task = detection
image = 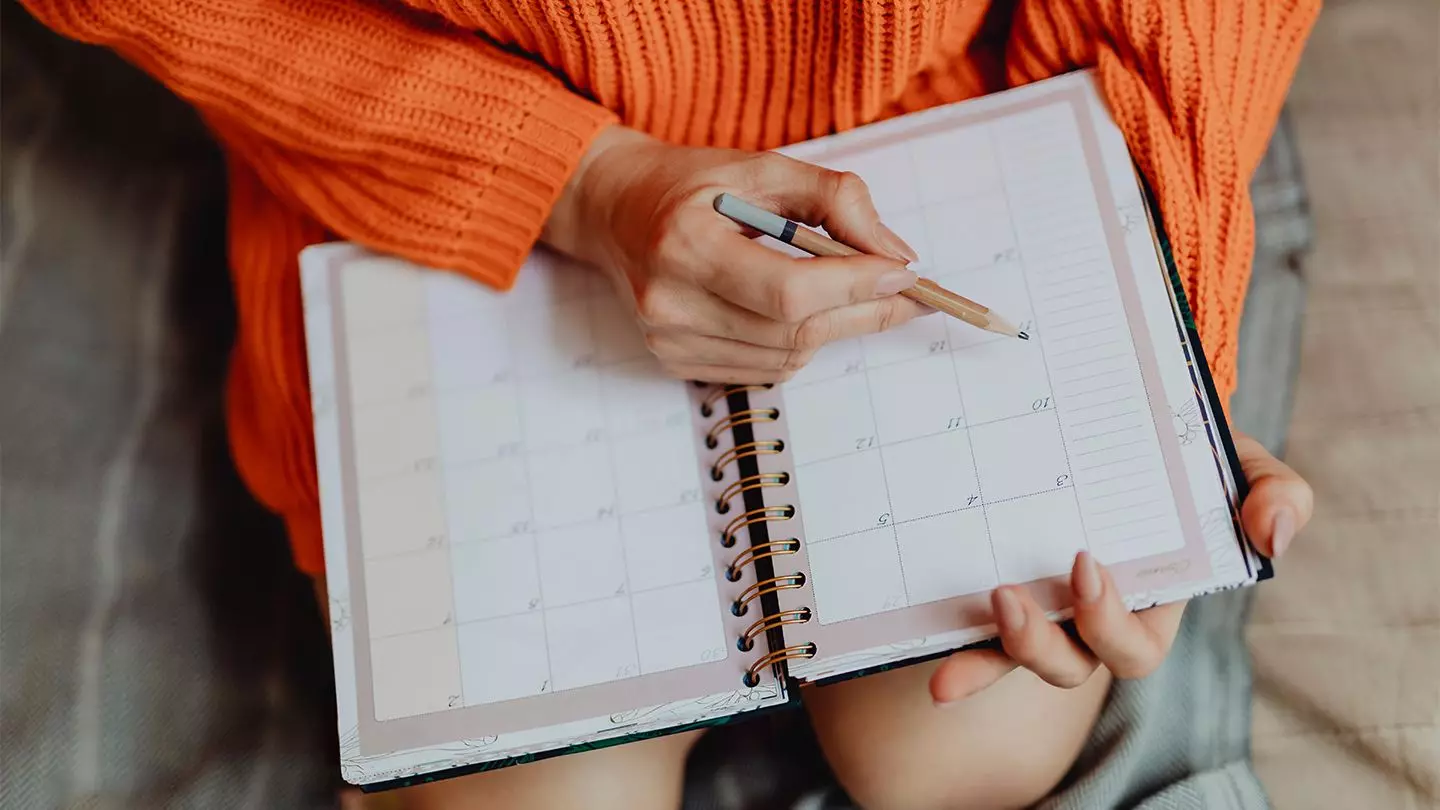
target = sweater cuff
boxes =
[456,89,618,290]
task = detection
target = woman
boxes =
[20,1,1317,807]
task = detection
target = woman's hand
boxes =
[541,126,930,384]
[928,432,1314,705]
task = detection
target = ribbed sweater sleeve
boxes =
[17,0,617,289]
[1006,0,1320,402]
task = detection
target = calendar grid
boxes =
[748,76,1226,680]
[591,294,644,687]
[359,491,707,563]
[784,114,1102,623]
[860,328,909,608]
[334,262,746,721]
[365,579,715,643]
[500,304,557,700]
[316,240,807,762]
[777,99,1199,627]
[791,403,1069,471]
[803,482,1089,546]
[780,332,1015,391]
[944,327,1002,587]
[417,291,467,709]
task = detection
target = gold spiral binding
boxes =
[696,384,816,688]
[742,643,817,687]
[704,408,780,449]
[720,506,794,549]
[710,440,784,481]
[725,539,801,582]
[737,608,812,652]
[715,472,789,514]
[700,384,773,418]
[731,573,806,616]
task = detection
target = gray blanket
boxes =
[0,6,1312,808]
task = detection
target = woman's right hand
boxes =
[541,125,931,384]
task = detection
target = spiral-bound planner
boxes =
[301,70,1267,791]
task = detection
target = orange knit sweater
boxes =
[21,0,1316,576]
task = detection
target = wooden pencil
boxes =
[713,193,1027,340]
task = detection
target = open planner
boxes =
[300,70,1268,790]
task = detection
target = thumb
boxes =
[750,154,919,264]
[928,648,1018,706]
[1234,432,1314,558]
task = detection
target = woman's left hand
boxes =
[929,431,1314,705]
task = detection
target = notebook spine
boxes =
[697,383,817,687]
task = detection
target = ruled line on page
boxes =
[1067,396,1135,414]
[1075,451,1148,471]
[1089,496,1161,517]
[1067,408,1141,429]
[1071,423,1146,443]
[1089,512,1167,532]
[1085,467,1154,487]
[1047,310,1116,331]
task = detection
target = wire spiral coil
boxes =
[715,472,789,514]
[698,383,815,688]
[719,506,794,548]
[743,644,817,688]
[709,440,784,481]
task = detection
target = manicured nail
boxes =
[1074,551,1104,604]
[995,588,1026,632]
[874,268,918,297]
[875,223,919,264]
[1270,509,1295,558]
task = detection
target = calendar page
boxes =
[300,245,789,786]
[743,71,1258,681]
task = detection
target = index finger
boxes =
[928,648,1018,706]
[701,233,915,323]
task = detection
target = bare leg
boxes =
[313,576,697,810]
[806,659,1110,810]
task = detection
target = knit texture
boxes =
[20,0,1318,576]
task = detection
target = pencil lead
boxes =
[1018,331,1030,340]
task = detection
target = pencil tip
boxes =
[1018,331,1030,340]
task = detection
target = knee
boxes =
[823,735,1067,810]
[395,730,701,810]
[808,664,1109,810]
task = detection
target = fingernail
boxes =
[875,223,919,264]
[1074,552,1104,604]
[995,588,1026,632]
[874,268,917,297]
[1270,509,1295,558]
